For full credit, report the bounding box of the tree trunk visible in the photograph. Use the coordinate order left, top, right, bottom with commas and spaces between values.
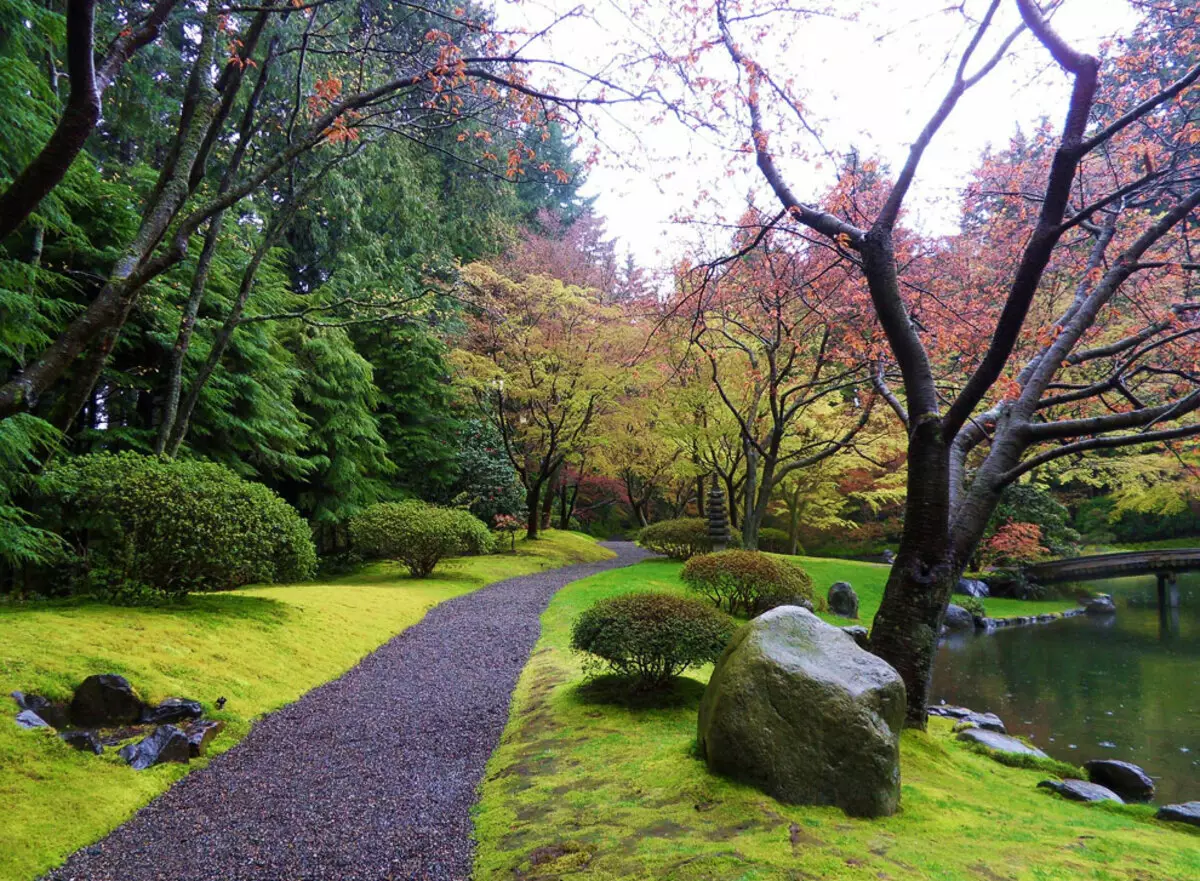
742, 445, 758, 548
787, 485, 802, 555
525, 481, 542, 540
867, 420, 955, 728
540, 466, 556, 530
695, 475, 706, 518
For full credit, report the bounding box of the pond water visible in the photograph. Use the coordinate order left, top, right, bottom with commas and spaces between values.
931, 572, 1200, 804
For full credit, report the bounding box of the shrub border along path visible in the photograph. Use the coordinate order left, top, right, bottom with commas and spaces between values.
44, 542, 651, 881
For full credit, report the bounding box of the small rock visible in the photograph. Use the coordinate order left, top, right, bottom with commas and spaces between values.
827, 582, 859, 618
943, 604, 976, 631
12, 692, 70, 728
1156, 802, 1200, 827
955, 578, 989, 598
1084, 594, 1117, 615
750, 592, 813, 616
60, 730, 103, 755
119, 725, 191, 770
71, 674, 144, 727
880, 550, 896, 564
957, 728, 1048, 758
185, 719, 225, 757
840, 625, 870, 649
141, 698, 203, 725
16, 709, 50, 729
1084, 759, 1155, 802
928, 705, 972, 720
1038, 779, 1124, 804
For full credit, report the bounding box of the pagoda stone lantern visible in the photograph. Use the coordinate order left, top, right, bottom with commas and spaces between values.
707, 483, 730, 552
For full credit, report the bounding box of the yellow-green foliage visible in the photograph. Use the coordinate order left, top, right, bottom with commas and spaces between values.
473, 558, 1198, 880
0, 531, 611, 881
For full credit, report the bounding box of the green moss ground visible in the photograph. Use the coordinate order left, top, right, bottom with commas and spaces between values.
0, 530, 612, 881
472, 557, 1199, 881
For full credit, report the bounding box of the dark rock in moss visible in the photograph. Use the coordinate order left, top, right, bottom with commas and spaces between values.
71, 674, 144, 728
141, 698, 203, 725
1038, 779, 1123, 804
826, 582, 859, 618
1084, 759, 1155, 802
957, 728, 1047, 758
61, 730, 103, 755
840, 625, 870, 649
186, 719, 225, 757
943, 604, 975, 631
955, 577, 989, 598
1084, 594, 1117, 616
12, 692, 70, 728
16, 709, 50, 729
1156, 802, 1200, 827
119, 725, 191, 770
698, 607, 905, 818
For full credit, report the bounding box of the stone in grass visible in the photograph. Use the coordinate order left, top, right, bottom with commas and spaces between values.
71, 674, 144, 727
1084, 759, 1155, 802
1155, 802, 1200, 828
955, 577, 989, 598
1084, 594, 1117, 616
12, 691, 70, 728
943, 604, 976, 631
1038, 779, 1124, 804
956, 727, 1048, 758
186, 719, 225, 757
841, 625, 870, 650
15, 709, 50, 729
119, 725, 191, 770
697, 606, 906, 818
827, 582, 859, 618
60, 730, 103, 755
141, 697, 204, 725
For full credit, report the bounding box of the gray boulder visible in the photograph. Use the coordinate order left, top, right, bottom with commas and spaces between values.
119, 725, 191, 770
955, 578, 989, 598
1084, 759, 1155, 802
953, 711, 1007, 734
71, 674, 144, 727
1084, 594, 1117, 615
141, 697, 203, 725
880, 550, 896, 564
827, 582, 859, 618
12, 691, 69, 728
15, 709, 50, 729
1156, 802, 1200, 827
697, 607, 906, 818
1038, 779, 1124, 804
956, 727, 1048, 758
943, 604, 976, 631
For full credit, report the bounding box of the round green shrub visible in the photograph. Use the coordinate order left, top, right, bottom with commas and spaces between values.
680, 550, 814, 616
756, 527, 794, 554
636, 517, 740, 560
38, 452, 316, 600
570, 592, 736, 688
349, 500, 494, 577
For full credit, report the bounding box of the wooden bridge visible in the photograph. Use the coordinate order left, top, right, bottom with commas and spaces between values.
1025, 548, 1200, 609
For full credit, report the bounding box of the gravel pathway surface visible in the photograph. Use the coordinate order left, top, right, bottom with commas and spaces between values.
46, 542, 650, 881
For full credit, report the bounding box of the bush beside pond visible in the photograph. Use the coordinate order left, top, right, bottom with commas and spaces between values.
681, 550, 814, 616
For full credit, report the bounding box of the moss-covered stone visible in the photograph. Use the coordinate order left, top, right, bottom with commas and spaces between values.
696, 607, 906, 818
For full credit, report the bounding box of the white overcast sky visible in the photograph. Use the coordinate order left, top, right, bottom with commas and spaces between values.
496, 0, 1139, 272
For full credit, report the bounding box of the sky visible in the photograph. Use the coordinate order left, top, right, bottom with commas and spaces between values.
496, 0, 1140, 272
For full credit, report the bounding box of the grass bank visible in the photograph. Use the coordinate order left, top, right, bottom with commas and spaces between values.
0, 530, 611, 881
473, 557, 1198, 880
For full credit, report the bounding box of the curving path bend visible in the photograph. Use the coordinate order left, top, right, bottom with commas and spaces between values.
45, 541, 650, 881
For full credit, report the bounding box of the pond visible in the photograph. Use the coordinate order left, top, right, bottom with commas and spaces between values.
931, 572, 1200, 804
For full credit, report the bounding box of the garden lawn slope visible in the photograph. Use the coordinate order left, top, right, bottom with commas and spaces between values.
472, 558, 1199, 881
0, 531, 611, 881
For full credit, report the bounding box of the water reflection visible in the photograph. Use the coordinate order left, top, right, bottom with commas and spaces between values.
931, 572, 1200, 803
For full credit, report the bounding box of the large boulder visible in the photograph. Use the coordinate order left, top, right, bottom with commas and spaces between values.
70, 674, 144, 727
697, 607, 906, 818
1156, 802, 1200, 827
955, 578, 989, 598
1084, 759, 1155, 802
1038, 779, 1124, 804
943, 604, 976, 631
119, 725, 191, 770
956, 727, 1048, 758
827, 582, 859, 618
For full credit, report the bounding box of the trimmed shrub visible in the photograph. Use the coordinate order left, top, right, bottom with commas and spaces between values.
570, 592, 736, 688
636, 517, 741, 560
37, 452, 316, 600
349, 500, 494, 577
681, 550, 814, 616
957, 596, 986, 618
756, 527, 794, 554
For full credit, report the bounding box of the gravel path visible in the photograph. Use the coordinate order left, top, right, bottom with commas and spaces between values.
46, 542, 650, 881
